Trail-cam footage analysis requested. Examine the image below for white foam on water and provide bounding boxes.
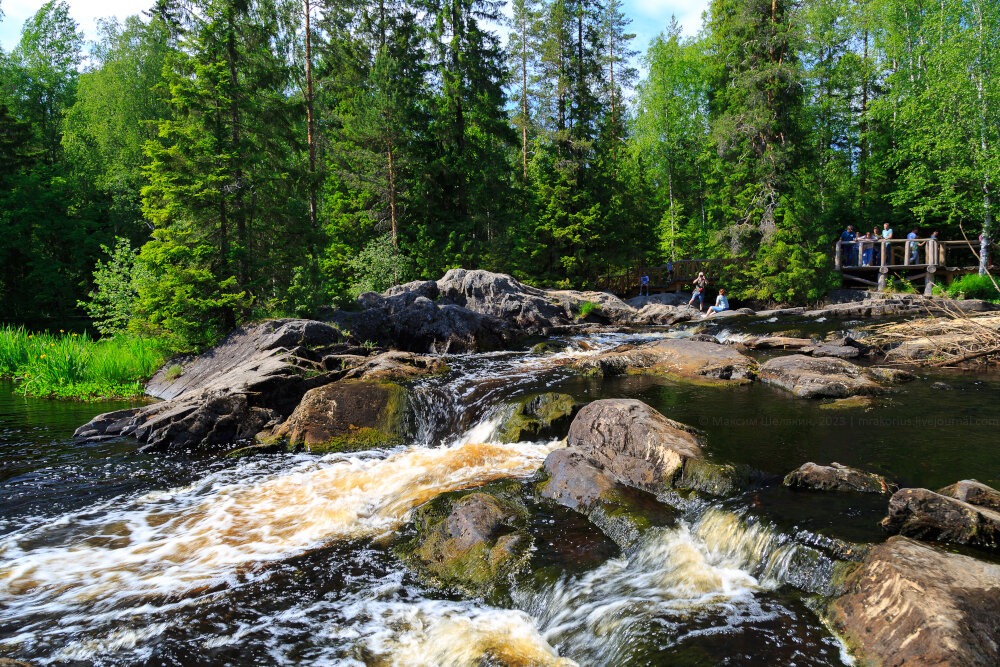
[0,436,560,619]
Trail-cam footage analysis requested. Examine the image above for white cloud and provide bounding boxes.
[1,0,150,52]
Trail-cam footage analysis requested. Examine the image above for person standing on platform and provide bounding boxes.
[907,228,919,264]
[840,226,857,266]
[639,273,650,297]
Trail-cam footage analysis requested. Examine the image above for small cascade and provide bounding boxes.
[520,507,843,664]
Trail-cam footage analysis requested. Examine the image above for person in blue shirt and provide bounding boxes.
[906,228,920,263]
[840,225,857,266]
[639,273,650,296]
[710,289,729,313]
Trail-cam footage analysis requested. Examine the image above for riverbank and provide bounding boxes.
[0,326,170,399]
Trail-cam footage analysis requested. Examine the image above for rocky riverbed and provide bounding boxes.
[4,270,1000,666]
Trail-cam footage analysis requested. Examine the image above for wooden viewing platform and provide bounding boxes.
[835,237,987,295]
[595,257,746,298]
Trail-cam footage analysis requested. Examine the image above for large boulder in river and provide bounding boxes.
[575,338,757,384]
[881,487,1000,551]
[783,462,890,494]
[826,536,1000,666]
[937,479,1000,511]
[536,448,677,547]
[758,355,906,398]
[263,381,408,453]
[567,399,704,494]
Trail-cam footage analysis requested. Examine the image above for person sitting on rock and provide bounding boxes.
[688,272,708,311]
[710,288,730,313]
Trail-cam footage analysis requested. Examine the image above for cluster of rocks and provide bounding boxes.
[574,336,913,399]
[75,319,447,454]
[314,269,999,356]
[400,398,1000,666]
[780,460,1000,664]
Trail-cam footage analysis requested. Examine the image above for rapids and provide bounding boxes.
[2,324,999,664]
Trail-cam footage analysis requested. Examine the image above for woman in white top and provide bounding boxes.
[711,289,729,313]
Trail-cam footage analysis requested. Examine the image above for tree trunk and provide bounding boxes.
[305,0,317,232]
[226,15,248,294]
[388,141,399,249]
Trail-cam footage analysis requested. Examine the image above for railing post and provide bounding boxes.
[880,239,888,269]
[835,241,842,270]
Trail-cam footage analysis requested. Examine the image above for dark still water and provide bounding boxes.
[0,334,996,666]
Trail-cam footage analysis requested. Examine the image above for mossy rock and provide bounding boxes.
[398,482,533,597]
[674,459,761,497]
[819,396,873,410]
[497,392,579,443]
[530,340,570,354]
[264,380,408,454]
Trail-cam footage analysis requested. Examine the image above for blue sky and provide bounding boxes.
[1,0,708,61]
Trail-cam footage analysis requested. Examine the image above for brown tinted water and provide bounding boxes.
[0,329,997,666]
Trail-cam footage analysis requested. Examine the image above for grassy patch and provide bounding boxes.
[576,300,601,318]
[946,273,1000,301]
[0,326,170,399]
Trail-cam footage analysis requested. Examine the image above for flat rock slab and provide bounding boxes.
[881,487,1000,551]
[783,462,889,494]
[567,399,704,494]
[938,479,1000,512]
[575,338,757,384]
[759,355,890,398]
[827,536,1000,666]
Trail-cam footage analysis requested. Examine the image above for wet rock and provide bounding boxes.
[674,459,761,496]
[758,355,897,398]
[405,491,531,596]
[75,320,443,453]
[262,381,408,453]
[575,338,757,384]
[826,536,1000,666]
[567,399,705,495]
[688,333,719,343]
[530,340,570,354]
[931,381,952,390]
[536,449,677,547]
[497,393,578,443]
[819,396,873,410]
[881,487,1000,550]
[783,462,890,494]
[937,479,1000,512]
[867,366,915,383]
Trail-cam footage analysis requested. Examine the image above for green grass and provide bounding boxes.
[946,273,1000,301]
[577,301,601,318]
[0,326,170,400]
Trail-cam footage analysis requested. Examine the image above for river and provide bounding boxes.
[1,324,999,665]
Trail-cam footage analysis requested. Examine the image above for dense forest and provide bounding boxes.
[0,0,997,349]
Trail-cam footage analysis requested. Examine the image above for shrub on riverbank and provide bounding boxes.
[0,327,169,399]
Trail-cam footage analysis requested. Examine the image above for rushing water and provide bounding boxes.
[1,326,999,665]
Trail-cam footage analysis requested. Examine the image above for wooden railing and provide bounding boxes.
[835,237,984,270]
[595,257,745,297]
[835,236,992,293]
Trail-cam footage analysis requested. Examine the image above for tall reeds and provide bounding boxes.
[0,326,169,399]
